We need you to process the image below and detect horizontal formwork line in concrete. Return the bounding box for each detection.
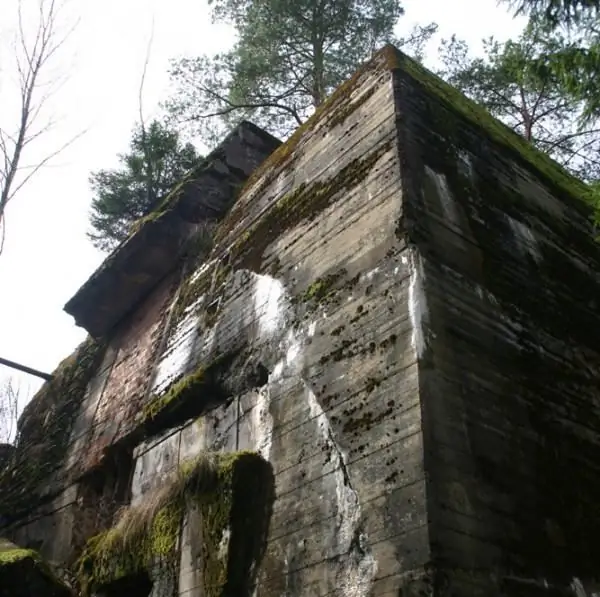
[204,168,406,307]
[114,410,422,525]
[266,474,425,544]
[60,219,411,459]
[176,522,427,597]
[246,522,428,590]
[3,350,418,511]
[229,81,395,208]
[69,361,420,505]
[65,284,416,466]
[255,167,402,275]
[271,425,423,501]
[219,121,397,251]
[0,488,78,533]
[248,365,419,466]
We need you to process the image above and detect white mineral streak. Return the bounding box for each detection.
[151,296,204,396]
[306,385,377,596]
[458,150,474,179]
[408,249,428,359]
[252,384,273,460]
[425,165,461,229]
[218,527,231,562]
[507,215,542,263]
[248,271,376,595]
[188,259,214,286]
[249,273,296,460]
[253,273,287,338]
[151,260,217,396]
[149,266,376,595]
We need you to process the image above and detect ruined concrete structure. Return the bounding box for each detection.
[1,44,600,597]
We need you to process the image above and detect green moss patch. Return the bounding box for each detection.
[383,45,592,209]
[142,365,208,424]
[215,53,390,246]
[0,539,71,597]
[300,269,348,304]
[0,338,105,522]
[76,451,273,597]
[227,139,393,273]
[140,352,236,433]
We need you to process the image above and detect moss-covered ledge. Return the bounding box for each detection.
[0,538,72,597]
[382,46,594,214]
[139,350,239,435]
[76,451,274,597]
[0,337,105,524]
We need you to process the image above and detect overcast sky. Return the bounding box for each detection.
[0,0,525,412]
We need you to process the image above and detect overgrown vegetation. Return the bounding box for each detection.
[76,451,273,597]
[0,337,105,522]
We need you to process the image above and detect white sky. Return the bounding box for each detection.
[0,0,526,411]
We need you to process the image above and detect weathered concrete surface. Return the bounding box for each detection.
[2,45,600,597]
[134,47,428,597]
[395,57,600,595]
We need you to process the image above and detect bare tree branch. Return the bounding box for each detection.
[0,0,79,255]
[138,14,156,210]
[0,378,20,445]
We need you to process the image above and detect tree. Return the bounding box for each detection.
[0,378,19,445]
[499,0,600,124]
[88,120,199,252]
[165,0,437,142]
[502,0,599,26]
[0,0,79,254]
[437,21,600,181]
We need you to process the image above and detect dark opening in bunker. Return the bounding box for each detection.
[96,571,153,597]
[84,443,135,508]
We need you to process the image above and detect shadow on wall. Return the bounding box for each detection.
[225,455,276,596]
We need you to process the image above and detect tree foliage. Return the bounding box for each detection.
[499,0,600,126]
[437,20,600,181]
[88,120,199,252]
[502,0,599,27]
[165,0,437,142]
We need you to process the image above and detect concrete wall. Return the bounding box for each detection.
[396,65,600,596]
[114,50,429,596]
[4,47,600,597]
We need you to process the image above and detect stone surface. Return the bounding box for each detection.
[0,538,72,597]
[1,45,599,597]
[396,60,600,595]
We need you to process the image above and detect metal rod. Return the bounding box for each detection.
[0,356,53,382]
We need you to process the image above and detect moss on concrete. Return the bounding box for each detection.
[228,139,393,272]
[0,539,71,597]
[231,53,390,210]
[141,365,207,423]
[382,45,593,210]
[140,349,235,430]
[0,337,105,521]
[300,269,348,304]
[76,451,273,597]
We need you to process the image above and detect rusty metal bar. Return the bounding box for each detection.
[0,356,52,382]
